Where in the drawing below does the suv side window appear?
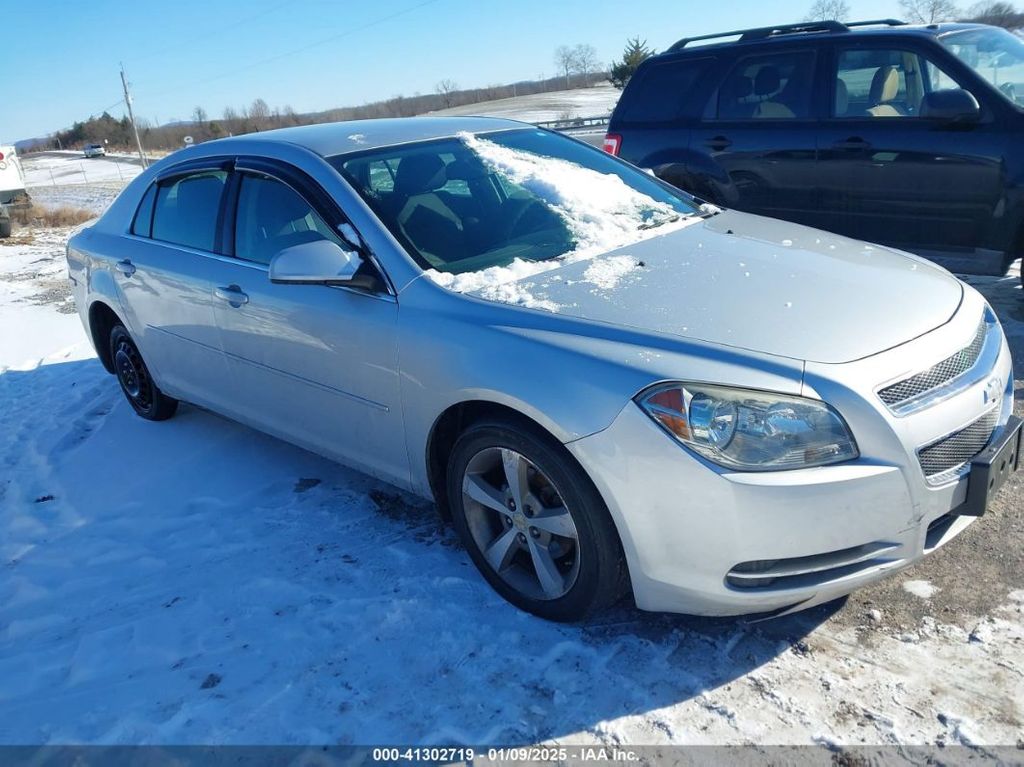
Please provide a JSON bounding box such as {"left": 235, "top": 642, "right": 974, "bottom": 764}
{"left": 616, "top": 58, "right": 712, "bottom": 123}
{"left": 151, "top": 170, "right": 228, "bottom": 252}
{"left": 833, "top": 48, "right": 968, "bottom": 118}
{"left": 713, "top": 51, "right": 816, "bottom": 120}
{"left": 234, "top": 173, "right": 343, "bottom": 266}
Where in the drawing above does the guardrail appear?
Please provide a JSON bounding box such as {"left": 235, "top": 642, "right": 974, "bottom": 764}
{"left": 534, "top": 115, "right": 611, "bottom": 131}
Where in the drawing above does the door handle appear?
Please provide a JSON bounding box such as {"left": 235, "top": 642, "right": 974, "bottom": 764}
{"left": 832, "top": 137, "right": 871, "bottom": 151}
{"left": 705, "top": 135, "right": 732, "bottom": 151}
{"left": 114, "top": 259, "right": 136, "bottom": 277}
{"left": 214, "top": 285, "right": 249, "bottom": 306}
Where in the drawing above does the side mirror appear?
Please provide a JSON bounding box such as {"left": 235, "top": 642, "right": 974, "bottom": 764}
{"left": 919, "top": 88, "right": 980, "bottom": 122}
{"left": 269, "top": 239, "right": 360, "bottom": 285}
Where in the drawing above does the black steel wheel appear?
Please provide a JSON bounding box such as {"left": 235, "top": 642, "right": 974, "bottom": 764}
{"left": 109, "top": 325, "right": 177, "bottom": 421}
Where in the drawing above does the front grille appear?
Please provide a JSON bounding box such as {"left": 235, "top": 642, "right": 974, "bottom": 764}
{"left": 879, "top": 318, "right": 986, "bottom": 410}
{"left": 917, "top": 407, "right": 999, "bottom": 484}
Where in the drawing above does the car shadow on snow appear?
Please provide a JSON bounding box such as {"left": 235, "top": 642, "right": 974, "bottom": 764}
{"left": 1, "top": 356, "right": 839, "bottom": 745}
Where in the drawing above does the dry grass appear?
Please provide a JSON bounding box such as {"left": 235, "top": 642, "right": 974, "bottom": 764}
{"left": 11, "top": 204, "right": 96, "bottom": 230}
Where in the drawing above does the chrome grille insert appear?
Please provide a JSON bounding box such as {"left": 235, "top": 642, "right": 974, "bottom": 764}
{"left": 879, "top": 316, "right": 988, "bottom": 414}
{"left": 917, "top": 407, "right": 999, "bottom": 485}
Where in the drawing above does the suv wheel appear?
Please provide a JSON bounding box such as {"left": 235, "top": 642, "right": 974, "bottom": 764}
{"left": 0, "top": 209, "right": 11, "bottom": 239}
{"left": 446, "top": 420, "right": 628, "bottom": 622}
{"left": 109, "top": 325, "right": 178, "bottom": 421}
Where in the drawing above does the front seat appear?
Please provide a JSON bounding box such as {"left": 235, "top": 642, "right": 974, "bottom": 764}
{"left": 752, "top": 66, "right": 795, "bottom": 119}
{"left": 867, "top": 65, "right": 903, "bottom": 116}
{"left": 393, "top": 154, "right": 466, "bottom": 263}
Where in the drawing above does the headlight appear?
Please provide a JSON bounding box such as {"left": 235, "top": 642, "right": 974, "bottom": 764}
{"left": 636, "top": 383, "right": 858, "bottom": 471}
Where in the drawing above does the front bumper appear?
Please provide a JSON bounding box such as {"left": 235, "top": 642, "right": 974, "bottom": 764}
{"left": 567, "top": 293, "right": 1015, "bottom": 617}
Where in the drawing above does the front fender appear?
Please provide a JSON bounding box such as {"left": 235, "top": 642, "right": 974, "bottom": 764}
{"left": 397, "top": 277, "right": 804, "bottom": 495}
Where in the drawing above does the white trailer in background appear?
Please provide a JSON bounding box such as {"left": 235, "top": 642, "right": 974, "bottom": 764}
{"left": 0, "top": 145, "right": 30, "bottom": 237}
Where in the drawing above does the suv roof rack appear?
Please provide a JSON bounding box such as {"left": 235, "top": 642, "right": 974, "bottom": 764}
{"left": 667, "top": 18, "right": 907, "bottom": 51}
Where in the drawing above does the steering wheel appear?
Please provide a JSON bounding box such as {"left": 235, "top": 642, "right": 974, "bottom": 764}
{"left": 505, "top": 199, "right": 556, "bottom": 241}
{"left": 1000, "top": 81, "right": 1018, "bottom": 103}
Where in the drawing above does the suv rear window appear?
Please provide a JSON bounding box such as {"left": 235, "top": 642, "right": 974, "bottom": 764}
{"left": 616, "top": 58, "right": 711, "bottom": 123}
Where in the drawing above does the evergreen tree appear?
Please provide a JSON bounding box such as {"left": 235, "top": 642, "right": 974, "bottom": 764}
{"left": 609, "top": 38, "right": 654, "bottom": 89}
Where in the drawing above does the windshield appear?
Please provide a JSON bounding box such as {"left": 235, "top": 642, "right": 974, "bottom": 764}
{"left": 331, "top": 129, "right": 700, "bottom": 278}
{"left": 940, "top": 26, "right": 1024, "bottom": 107}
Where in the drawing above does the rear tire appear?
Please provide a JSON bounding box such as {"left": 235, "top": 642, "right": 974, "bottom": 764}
{"left": 109, "top": 325, "right": 178, "bottom": 421}
{"left": 446, "top": 420, "right": 628, "bottom": 622}
{"left": 0, "top": 210, "right": 11, "bottom": 239}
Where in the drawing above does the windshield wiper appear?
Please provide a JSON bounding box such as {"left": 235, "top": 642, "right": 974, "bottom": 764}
{"left": 638, "top": 214, "right": 682, "bottom": 231}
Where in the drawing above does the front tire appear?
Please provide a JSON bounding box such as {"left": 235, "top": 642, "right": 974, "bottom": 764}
{"left": 447, "top": 420, "right": 627, "bottom": 622}
{"left": 109, "top": 325, "right": 178, "bottom": 421}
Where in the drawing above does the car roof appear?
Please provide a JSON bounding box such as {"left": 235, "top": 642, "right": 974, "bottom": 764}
{"left": 659, "top": 20, "right": 990, "bottom": 57}
{"left": 210, "top": 116, "right": 529, "bottom": 158}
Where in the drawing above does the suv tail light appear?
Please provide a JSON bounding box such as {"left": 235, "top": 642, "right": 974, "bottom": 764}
{"left": 602, "top": 133, "right": 621, "bottom": 156}
{"left": 0, "top": 152, "right": 5, "bottom": 162}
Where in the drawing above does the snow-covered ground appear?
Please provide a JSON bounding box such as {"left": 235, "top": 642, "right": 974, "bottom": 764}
{"left": 429, "top": 84, "right": 619, "bottom": 124}
{"left": 0, "top": 182, "right": 1022, "bottom": 745}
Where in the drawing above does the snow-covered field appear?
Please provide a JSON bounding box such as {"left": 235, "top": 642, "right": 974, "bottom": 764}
{"left": 429, "top": 84, "right": 619, "bottom": 124}
{"left": 0, "top": 173, "right": 1022, "bottom": 746}
{"left": 22, "top": 153, "right": 144, "bottom": 215}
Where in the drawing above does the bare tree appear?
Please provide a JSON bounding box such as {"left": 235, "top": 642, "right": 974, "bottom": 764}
{"left": 899, "top": 0, "right": 960, "bottom": 22}
{"left": 964, "top": 0, "right": 1024, "bottom": 27}
{"left": 573, "top": 44, "right": 599, "bottom": 86}
{"left": 192, "top": 106, "right": 208, "bottom": 125}
{"left": 435, "top": 78, "right": 459, "bottom": 108}
{"left": 805, "top": 0, "right": 850, "bottom": 20}
{"left": 555, "top": 45, "right": 578, "bottom": 89}
{"left": 249, "top": 98, "right": 271, "bottom": 128}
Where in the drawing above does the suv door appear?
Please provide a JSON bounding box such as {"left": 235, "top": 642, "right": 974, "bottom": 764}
{"left": 816, "top": 41, "right": 1005, "bottom": 273}
{"left": 205, "top": 160, "right": 408, "bottom": 487}
{"left": 118, "top": 166, "right": 232, "bottom": 407}
{"left": 688, "top": 46, "right": 821, "bottom": 224}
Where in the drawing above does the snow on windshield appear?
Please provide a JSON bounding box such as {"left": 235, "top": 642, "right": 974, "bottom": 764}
{"left": 425, "top": 132, "right": 699, "bottom": 309}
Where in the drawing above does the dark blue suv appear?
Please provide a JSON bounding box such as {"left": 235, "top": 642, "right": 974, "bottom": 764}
{"left": 606, "top": 19, "right": 1024, "bottom": 281}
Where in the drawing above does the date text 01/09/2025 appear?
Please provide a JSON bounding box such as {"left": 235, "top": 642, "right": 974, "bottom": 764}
{"left": 371, "top": 746, "right": 641, "bottom": 762}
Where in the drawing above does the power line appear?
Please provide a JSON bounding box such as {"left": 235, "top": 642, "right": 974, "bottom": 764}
{"left": 132, "top": 0, "right": 301, "bottom": 64}
{"left": 144, "top": 0, "right": 443, "bottom": 100}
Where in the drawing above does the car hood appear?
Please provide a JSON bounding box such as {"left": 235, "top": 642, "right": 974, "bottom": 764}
{"left": 467, "top": 210, "right": 963, "bottom": 364}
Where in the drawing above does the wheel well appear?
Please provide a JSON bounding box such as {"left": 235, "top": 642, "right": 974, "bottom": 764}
{"left": 426, "top": 401, "right": 562, "bottom": 521}
{"left": 88, "top": 301, "right": 123, "bottom": 374}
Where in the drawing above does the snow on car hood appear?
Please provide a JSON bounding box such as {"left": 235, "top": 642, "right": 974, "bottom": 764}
{"left": 463, "top": 210, "right": 964, "bottom": 364}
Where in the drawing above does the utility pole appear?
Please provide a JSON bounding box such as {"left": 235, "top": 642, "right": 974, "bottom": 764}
{"left": 120, "top": 64, "right": 148, "bottom": 169}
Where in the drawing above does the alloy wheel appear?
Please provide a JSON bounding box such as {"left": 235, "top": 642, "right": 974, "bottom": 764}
{"left": 461, "top": 447, "right": 581, "bottom": 601}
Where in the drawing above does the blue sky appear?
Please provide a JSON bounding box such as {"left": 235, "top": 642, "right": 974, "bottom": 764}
{"left": 3, "top": 0, "right": 898, "bottom": 142}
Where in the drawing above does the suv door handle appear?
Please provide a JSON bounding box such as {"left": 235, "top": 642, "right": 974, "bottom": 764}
{"left": 832, "top": 137, "right": 871, "bottom": 150}
{"left": 705, "top": 135, "right": 732, "bottom": 151}
{"left": 114, "top": 259, "right": 136, "bottom": 277}
{"left": 214, "top": 285, "right": 249, "bottom": 306}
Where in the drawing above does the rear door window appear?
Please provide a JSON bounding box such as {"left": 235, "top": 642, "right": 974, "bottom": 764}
{"left": 131, "top": 183, "right": 158, "bottom": 237}
{"left": 712, "top": 50, "right": 816, "bottom": 120}
{"left": 616, "top": 58, "right": 713, "bottom": 123}
{"left": 151, "top": 170, "right": 228, "bottom": 252}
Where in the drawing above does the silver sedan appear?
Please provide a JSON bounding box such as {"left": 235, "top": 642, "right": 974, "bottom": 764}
{"left": 66, "top": 117, "right": 1020, "bottom": 622}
